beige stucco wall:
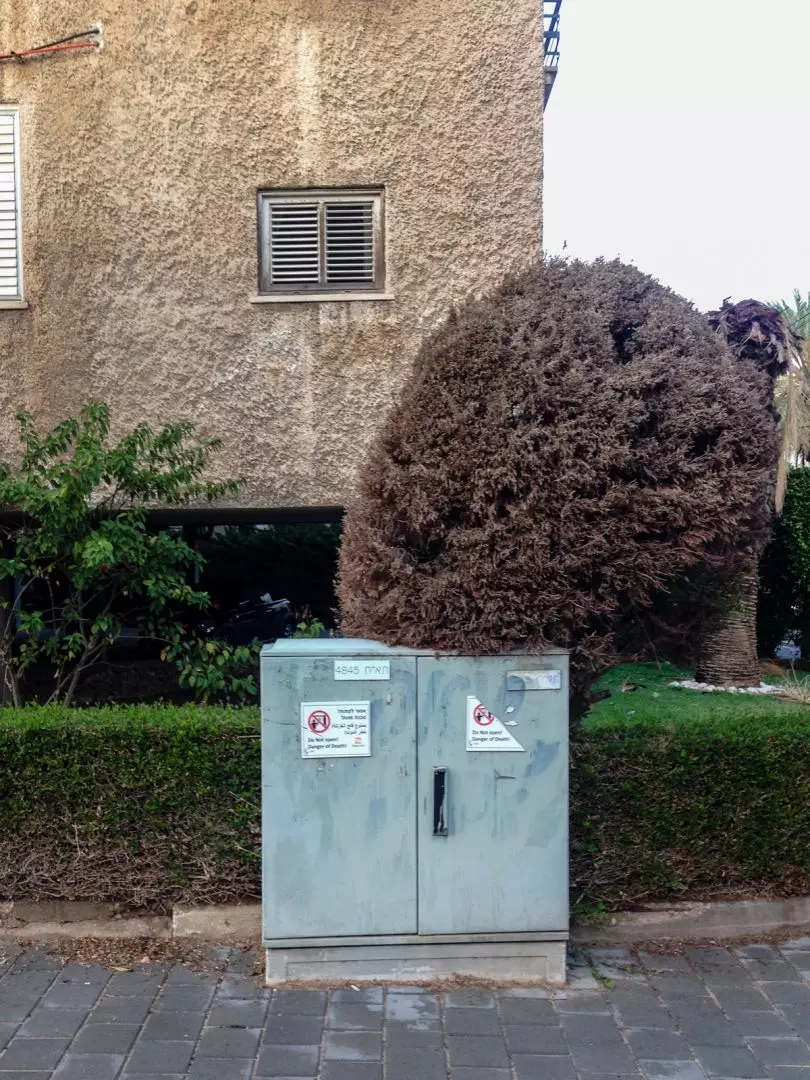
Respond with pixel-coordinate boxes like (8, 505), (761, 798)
(0, 0), (543, 509)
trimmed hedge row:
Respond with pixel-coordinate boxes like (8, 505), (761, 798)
(0, 706), (261, 910)
(2, 704), (810, 910)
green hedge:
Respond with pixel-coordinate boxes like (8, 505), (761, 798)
(572, 708), (810, 909)
(0, 705), (261, 910)
(2, 703), (810, 911)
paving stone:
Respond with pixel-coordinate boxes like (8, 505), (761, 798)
(331, 987), (383, 1005)
(103, 970), (165, 997)
(639, 1064), (706, 1080)
(224, 949), (260, 976)
(781, 939), (810, 951)
(187, 1061), (254, 1080)
(321, 1064), (382, 1080)
(263, 1015), (324, 1045)
(711, 986), (771, 1013)
(152, 986), (215, 1011)
(500, 988), (551, 999)
(762, 983), (810, 1005)
(499, 997), (557, 1025)
(385, 993), (440, 1023)
(2, 971), (60, 996)
(741, 961), (803, 983)
(569, 1042), (639, 1074)
(445, 1008), (501, 1035)
(689, 948), (743, 973)
(673, 1014), (745, 1047)
(450, 1071), (512, 1080)
(196, 1026), (261, 1057)
(216, 974), (266, 1000)
(140, 1011), (206, 1041)
(652, 976), (712, 1001)
(561, 1014), (626, 1044)
(42, 979), (105, 1010)
(323, 1031), (382, 1061)
(445, 989), (497, 1009)
(767, 1069), (810, 1080)
(208, 998), (269, 1028)
(512, 1053), (578, 1080)
(0, 1036), (70, 1068)
(778, 1005), (810, 1037)
(0, 1023), (17, 1050)
(746, 1037), (810, 1065)
(555, 994), (611, 1014)
(88, 998), (153, 1025)
(52, 1053), (125, 1079)
(505, 1025), (568, 1054)
(165, 964), (217, 987)
(385, 1046), (446, 1080)
(781, 951), (810, 970)
(59, 964), (112, 986)
(70, 1023), (139, 1054)
(119, 1075), (185, 1080)
(384, 1022), (443, 1049)
(626, 1030), (692, 1059)
(568, 968), (601, 991)
(615, 1005), (677, 1029)
(0, 1073), (52, 1080)
(255, 1041), (319, 1076)
(639, 954), (693, 974)
(327, 1002), (383, 1030)
(125, 1039), (195, 1072)
(447, 1035), (510, 1068)
(0, 996), (38, 1022)
(738, 947), (781, 961)
(692, 1044), (768, 1077)
(18, 1007), (87, 1038)
(10, 950), (63, 973)
(735, 1012), (796, 1037)
(272, 990), (327, 1016)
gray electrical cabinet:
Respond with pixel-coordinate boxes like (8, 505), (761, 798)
(260, 639), (569, 984)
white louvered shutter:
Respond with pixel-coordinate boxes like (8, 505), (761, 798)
(269, 202), (320, 286)
(324, 201), (374, 285)
(0, 109), (21, 300)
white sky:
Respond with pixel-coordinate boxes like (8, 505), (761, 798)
(543, 0), (810, 312)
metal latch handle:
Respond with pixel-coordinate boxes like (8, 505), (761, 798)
(433, 767), (448, 837)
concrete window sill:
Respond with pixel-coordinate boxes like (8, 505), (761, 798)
(251, 292), (395, 305)
(0, 300), (28, 310)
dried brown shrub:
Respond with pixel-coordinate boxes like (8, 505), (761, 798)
(337, 259), (779, 709)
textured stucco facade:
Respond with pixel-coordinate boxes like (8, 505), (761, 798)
(0, 0), (543, 510)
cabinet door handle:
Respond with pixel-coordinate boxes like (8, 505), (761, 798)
(433, 767), (449, 837)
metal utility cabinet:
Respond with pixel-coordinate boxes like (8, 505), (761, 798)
(260, 640), (569, 984)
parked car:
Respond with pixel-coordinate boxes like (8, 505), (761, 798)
(195, 591), (296, 646)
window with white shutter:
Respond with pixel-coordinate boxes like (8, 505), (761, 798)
(0, 107), (22, 304)
(258, 189), (384, 296)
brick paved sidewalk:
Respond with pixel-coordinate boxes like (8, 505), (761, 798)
(3, 941), (810, 1079)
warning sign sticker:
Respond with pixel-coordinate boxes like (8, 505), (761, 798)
(301, 701), (371, 759)
(466, 696), (525, 752)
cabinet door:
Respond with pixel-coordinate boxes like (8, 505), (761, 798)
(262, 655), (418, 939)
(416, 656), (568, 935)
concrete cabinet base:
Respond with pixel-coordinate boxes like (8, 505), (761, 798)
(261, 640), (569, 986)
(266, 936), (567, 985)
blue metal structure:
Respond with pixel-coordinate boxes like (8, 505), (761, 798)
(544, 0), (563, 105)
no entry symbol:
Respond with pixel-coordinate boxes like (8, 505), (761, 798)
(307, 709), (331, 734)
(473, 703), (495, 727)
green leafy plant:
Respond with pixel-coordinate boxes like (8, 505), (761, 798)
(0, 403), (242, 705)
(292, 608), (326, 639)
(162, 636), (262, 704)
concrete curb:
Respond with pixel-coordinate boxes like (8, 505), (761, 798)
(2, 896), (810, 944)
(571, 896), (810, 944)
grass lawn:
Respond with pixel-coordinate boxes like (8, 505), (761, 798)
(584, 661), (810, 730)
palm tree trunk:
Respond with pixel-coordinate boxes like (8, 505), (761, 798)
(695, 567), (761, 687)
